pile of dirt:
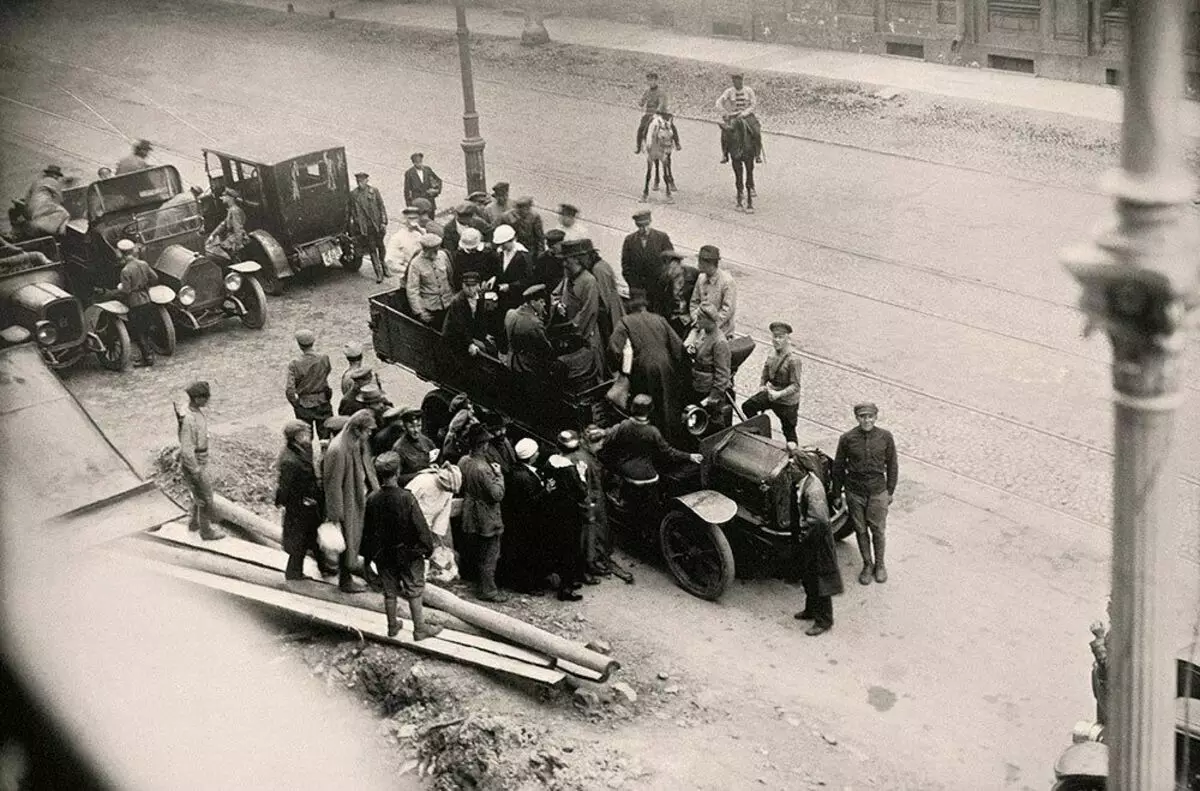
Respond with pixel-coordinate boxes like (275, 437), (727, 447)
(152, 428), (281, 520)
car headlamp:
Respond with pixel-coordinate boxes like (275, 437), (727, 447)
(224, 272), (243, 292)
(34, 320), (58, 346)
(178, 286), (197, 306)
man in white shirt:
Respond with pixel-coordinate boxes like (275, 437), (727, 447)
(384, 206), (425, 280)
(715, 73), (762, 164)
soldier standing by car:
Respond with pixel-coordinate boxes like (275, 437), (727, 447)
(114, 238), (159, 368)
(459, 422), (509, 603)
(285, 329), (334, 437)
(742, 321), (802, 444)
(790, 447), (843, 636)
(832, 402), (898, 586)
(204, 188), (249, 264)
(348, 171), (388, 284)
(406, 234), (454, 327)
(177, 381), (226, 541)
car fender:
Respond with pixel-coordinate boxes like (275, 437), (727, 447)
(1052, 741), (1107, 780)
(149, 285), (176, 305)
(227, 261), (262, 275)
(0, 326), (31, 345)
(670, 490), (738, 526)
(248, 230), (293, 279)
(85, 301), (129, 327)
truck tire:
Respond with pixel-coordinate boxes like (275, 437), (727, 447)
(659, 510), (735, 601)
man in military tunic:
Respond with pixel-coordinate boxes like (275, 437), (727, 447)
(285, 329), (334, 438)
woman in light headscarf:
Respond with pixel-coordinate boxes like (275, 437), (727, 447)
(275, 420), (335, 581)
(406, 462), (463, 582)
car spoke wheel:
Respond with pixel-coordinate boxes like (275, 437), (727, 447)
(341, 238), (364, 272)
(238, 277), (269, 330)
(148, 305), (176, 356)
(658, 510), (734, 601)
(94, 315), (131, 372)
(832, 503), (853, 541)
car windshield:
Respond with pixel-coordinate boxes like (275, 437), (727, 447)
(86, 167), (183, 219)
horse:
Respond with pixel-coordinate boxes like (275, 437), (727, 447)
(640, 114), (676, 203)
(724, 115), (758, 213)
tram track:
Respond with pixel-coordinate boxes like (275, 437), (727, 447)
(2, 45), (1197, 533)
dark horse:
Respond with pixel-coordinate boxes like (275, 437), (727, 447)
(724, 116), (757, 213)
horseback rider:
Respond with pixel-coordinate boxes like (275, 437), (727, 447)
(635, 72), (681, 154)
(716, 73), (763, 164)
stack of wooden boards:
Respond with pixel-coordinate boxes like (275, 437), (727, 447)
(113, 511), (619, 689)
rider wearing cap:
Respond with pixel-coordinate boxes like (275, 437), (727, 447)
(114, 238), (160, 367)
(205, 188), (249, 263)
(634, 72), (682, 154)
(716, 73), (763, 164)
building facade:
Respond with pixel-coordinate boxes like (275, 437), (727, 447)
(463, 0), (1200, 89)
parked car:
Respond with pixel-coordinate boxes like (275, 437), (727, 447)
(59, 166), (267, 350)
(368, 287), (847, 600)
(199, 133), (362, 295)
(0, 236), (134, 371)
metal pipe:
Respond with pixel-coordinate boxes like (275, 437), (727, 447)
(1063, 0), (1200, 785)
(455, 0), (487, 195)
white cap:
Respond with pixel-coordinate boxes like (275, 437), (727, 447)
(116, 239), (136, 252)
(493, 224), (516, 245)
(514, 438), (539, 461)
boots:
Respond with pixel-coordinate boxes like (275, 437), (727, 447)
(410, 597), (442, 641)
(384, 596), (402, 638)
(338, 552), (367, 593)
(872, 532), (888, 583)
(856, 530), (874, 586)
(284, 553), (306, 581)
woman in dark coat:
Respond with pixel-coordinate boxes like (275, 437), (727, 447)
(275, 420), (334, 580)
(607, 290), (687, 442)
(541, 450), (591, 601)
(791, 449), (844, 636)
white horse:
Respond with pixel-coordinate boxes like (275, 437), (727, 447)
(640, 114), (676, 203)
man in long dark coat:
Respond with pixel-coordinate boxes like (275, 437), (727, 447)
(649, 249), (699, 338)
(791, 449), (844, 636)
(620, 209), (673, 292)
(541, 446), (590, 601)
(276, 421), (336, 580)
(498, 438), (551, 594)
(348, 171), (388, 283)
(607, 290), (686, 441)
(535, 229), (567, 292)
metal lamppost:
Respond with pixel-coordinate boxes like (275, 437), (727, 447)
(455, 0), (487, 195)
(1063, 0), (1200, 784)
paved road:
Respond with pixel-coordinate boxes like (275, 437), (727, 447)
(2, 1), (1198, 788)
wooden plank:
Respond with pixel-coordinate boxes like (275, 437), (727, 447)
(119, 554), (567, 687)
(135, 531), (555, 668)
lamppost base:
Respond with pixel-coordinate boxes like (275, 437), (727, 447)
(461, 136), (486, 196)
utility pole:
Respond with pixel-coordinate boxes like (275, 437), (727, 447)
(1063, 0), (1200, 785)
(455, 0), (487, 195)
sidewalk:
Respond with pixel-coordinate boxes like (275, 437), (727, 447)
(230, 0), (1200, 133)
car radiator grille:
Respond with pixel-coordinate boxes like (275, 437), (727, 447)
(186, 260), (224, 303)
(46, 299), (84, 344)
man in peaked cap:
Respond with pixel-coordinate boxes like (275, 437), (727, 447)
(114, 238), (159, 368)
(340, 341), (381, 396)
(502, 196), (545, 256)
(392, 406), (439, 486)
(832, 401), (899, 587)
(407, 233), (454, 327)
(505, 283), (553, 375)
(620, 208), (673, 293)
(742, 320), (802, 445)
(443, 270), (493, 358)
(349, 171), (389, 283)
(716, 72), (762, 164)
(286, 329), (334, 438)
(596, 394), (701, 487)
(459, 420), (509, 602)
(178, 380), (225, 541)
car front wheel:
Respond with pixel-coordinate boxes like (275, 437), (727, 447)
(148, 304), (176, 356)
(341, 237), (364, 273)
(659, 510), (735, 601)
(94, 314), (132, 372)
(238, 277), (269, 330)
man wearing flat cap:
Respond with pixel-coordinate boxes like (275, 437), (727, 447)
(459, 422), (509, 602)
(286, 329), (334, 437)
(742, 321), (802, 444)
(116, 139), (153, 175)
(205, 188), (249, 264)
(442, 271), (494, 358)
(177, 381), (225, 541)
(621, 209), (673, 293)
(687, 245), (736, 342)
(406, 234), (454, 327)
(649, 249), (699, 337)
(348, 171), (389, 283)
(833, 402), (898, 586)
(276, 420), (336, 581)
(403, 152), (442, 214)
(535, 228), (567, 292)
(341, 342), (382, 397)
(502, 196), (545, 256)
(385, 206), (425, 280)
(114, 238), (159, 368)
(556, 204), (590, 244)
(505, 284), (554, 375)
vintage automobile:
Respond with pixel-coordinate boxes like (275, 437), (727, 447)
(200, 134), (362, 295)
(368, 286), (848, 600)
(1050, 625), (1200, 790)
(0, 236), (134, 371)
(57, 166), (267, 348)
